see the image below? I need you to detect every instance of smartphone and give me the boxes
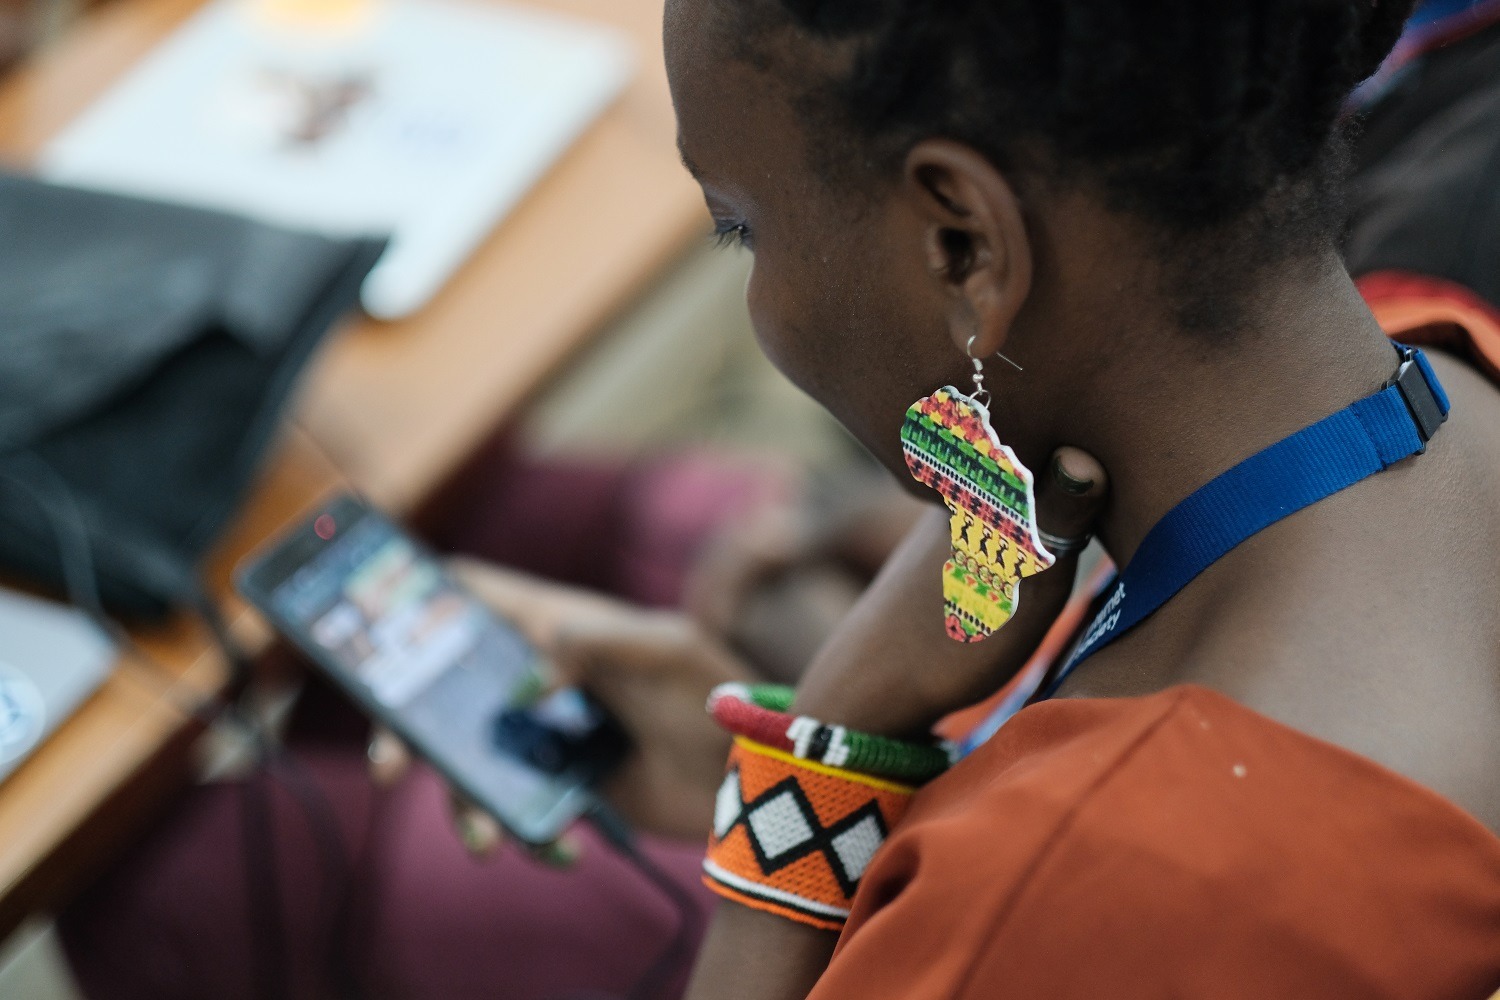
[236,494,629,844]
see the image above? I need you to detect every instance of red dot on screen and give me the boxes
[314,514,337,540]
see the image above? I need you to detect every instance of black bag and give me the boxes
[0,173,383,619]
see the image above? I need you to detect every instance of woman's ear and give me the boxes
[903,139,1033,358]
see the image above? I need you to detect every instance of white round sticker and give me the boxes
[0,662,46,765]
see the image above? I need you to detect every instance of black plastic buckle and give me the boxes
[1387,346,1447,450]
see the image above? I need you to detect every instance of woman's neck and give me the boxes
[1036,251,1400,566]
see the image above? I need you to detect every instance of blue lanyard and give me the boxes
[1040,344,1450,698]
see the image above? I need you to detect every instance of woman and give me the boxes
[61,1,1500,997]
[642,0,1500,996]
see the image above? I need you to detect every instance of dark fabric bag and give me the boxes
[0,173,383,619]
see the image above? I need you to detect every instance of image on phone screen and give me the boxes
[242,499,626,843]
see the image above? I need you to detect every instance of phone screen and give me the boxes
[240,497,626,843]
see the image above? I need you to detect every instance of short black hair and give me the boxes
[720,0,1416,326]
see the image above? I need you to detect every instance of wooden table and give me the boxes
[0,0,703,939]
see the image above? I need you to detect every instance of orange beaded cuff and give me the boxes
[702,736,914,931]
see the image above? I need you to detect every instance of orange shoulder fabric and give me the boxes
[812,687,1500,999]
[1361,270,1500,382]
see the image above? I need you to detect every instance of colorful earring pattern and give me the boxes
[901,386,1055,642]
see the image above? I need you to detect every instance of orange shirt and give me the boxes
[814,687,1500,999]
[810,309,1500,998]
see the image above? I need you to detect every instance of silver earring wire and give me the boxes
[964,336,1024,372]
[965,336,1024,407]
[965,335,992,408]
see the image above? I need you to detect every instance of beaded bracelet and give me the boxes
[703,736,915,930]
[707,683,953,784]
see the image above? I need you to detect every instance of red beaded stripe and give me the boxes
[709,691,795,753]
[707,684,951,784]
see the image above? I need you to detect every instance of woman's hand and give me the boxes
[547,609,754,839]
[451,561,755,840]
[792,446,1108,736]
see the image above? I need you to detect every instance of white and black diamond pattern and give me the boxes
[713,766,890,898]
[714,768,743,839]
[828,812,883,884]
[747,788,817,859]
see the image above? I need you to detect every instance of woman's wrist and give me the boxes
[685,901,837,1000]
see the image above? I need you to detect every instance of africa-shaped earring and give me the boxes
[900,336,1056,642]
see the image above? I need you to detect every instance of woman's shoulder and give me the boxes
[929,685,1500,847]
[815,686,1500,1000]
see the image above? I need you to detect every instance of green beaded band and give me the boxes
[744,684,796,712]
[706,682,953,784]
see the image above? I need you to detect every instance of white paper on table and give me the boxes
[41,0,634,319]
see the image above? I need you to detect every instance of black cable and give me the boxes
[190,554,365,999]
[0,453,365,1000]
[0,456,105,618]
[265,744,368,1000]
[182,582,372,999]
[4,453,702,1000]
[587,802,704,1000]
[239,760,290,1000]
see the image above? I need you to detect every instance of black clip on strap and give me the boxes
[1388,345,1449,450]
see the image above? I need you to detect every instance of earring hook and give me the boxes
[965,335,991,407]
[964,335,1024,372]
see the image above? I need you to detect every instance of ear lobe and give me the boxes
[904,139,1033,358]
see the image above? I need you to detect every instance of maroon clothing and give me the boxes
[60,454,780,1000]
